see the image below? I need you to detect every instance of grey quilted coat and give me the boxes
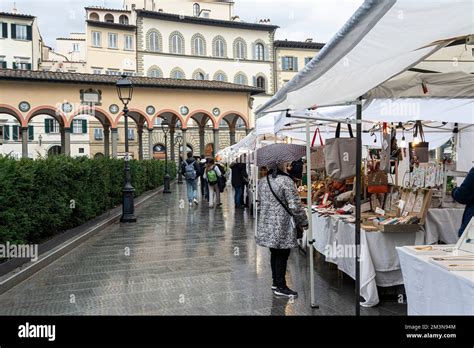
[256,174,308,249]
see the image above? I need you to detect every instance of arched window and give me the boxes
[213,36,227,58]
[214,71,228,82]
[257,76,266,90]
[147,29,162,52]
[219,119,229,128]
[170,32,184,54]
[89,12,99,21]
[191,34,206,56]
[193,3,200,17]
[170,68,185,79]
[234,73,248,85]
[255,43,265,60]
[119,15,129,25]
[104,13,114,23]
[147,66,163,78]
[236,118,246,129]
[234,38,247,59]
[193,70,205,80]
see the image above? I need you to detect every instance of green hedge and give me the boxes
[0,156,176,245]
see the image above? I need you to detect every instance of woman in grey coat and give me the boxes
[256,162,308,298]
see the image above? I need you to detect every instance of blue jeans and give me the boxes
[234,186,243,207]
[186,179,198,202]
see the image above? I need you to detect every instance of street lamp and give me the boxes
[175,133,184,184]
[161,119,172,193]
[116,74,136,223]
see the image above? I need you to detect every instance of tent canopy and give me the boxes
[256,0,473,114]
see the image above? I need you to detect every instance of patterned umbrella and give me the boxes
[256,143,307,167]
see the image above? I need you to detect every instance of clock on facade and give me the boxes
[146,105,156,116]
[109,104,120,114]
[180,106,189,116]
[212,108,221,117]
[62,102,73,113]
[19,101,30,112]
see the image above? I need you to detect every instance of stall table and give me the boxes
[424,208,464,244]
[397,246,474,315]
[312,214,424,307]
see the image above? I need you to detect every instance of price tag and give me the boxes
[342,204,354,212]
[375,207,385,216]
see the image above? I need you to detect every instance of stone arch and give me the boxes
[0,104,25,127]
[233,37,247,60]
[213,70,228,82]
[154,109,185,130]
[104,13,114,23]
[212,35,227,58]
[71,106,115,128]
[147,65,163,78]
[170,67,186,79]
[191,33,207,56]
[26,105,67,127]
[169,31,185,54]
[89,12,100,21]
[252,39,268,61]
[192,68,207,80]
[115,108,152,129]
[188,109,217,129]
[146,28,163,52]
[219,111,249,129]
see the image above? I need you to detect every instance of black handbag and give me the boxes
[266,175,304,239]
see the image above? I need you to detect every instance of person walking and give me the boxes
[230,160,248,208]
[256,162,308,298]
[182,152,200,207]
[205,158,222,208]
[452,166,474,237]
[199,155,209,201]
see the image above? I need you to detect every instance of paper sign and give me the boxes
[375,207,385,216]
[398,199,405,210]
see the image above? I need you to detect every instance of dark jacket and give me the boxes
[230,163,248,187]
[452,167,474,236]
[181,158,200,178]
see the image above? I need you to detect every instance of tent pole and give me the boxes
[355,97,362,316]
[306,120,318,309]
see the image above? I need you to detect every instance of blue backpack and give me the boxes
[184,161,196,180]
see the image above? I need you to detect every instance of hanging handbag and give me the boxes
[410,121,429,163]
[266,175,304,239]
[367,171,389,193]
[325,123,357,180]
[310,127,326,170]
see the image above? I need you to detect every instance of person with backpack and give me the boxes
[205,158,222,208]
[181,152,200,207]
[199,155,209,201]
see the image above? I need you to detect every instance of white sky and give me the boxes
[1,0,363,48]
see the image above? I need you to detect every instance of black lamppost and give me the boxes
[116,74,136,223]
[161,119,171,193]
[175,133,184,184]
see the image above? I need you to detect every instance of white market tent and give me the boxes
[255,0,474,314]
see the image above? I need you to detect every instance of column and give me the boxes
[229,128,236,146]
[63,127,71,156]
[170,128,175,162]
[20,127,29,159]
[111,128,118,159]
[213,129,220,157]
[181,129,187,161]
[60,126,65,154]
[148,128,154,160]
[199,127,205,156]
[103,126,110,158]
[138,126,143,161]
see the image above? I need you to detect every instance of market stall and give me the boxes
[254,0,473,314]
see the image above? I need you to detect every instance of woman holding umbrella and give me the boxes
[256,144,309,298]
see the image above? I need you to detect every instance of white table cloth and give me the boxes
[425,208,464,245]
[312,214,424,307]
[397,246,474,315]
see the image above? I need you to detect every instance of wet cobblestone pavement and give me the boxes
[0,183,406,316]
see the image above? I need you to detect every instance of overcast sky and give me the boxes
[1,0,363,48]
